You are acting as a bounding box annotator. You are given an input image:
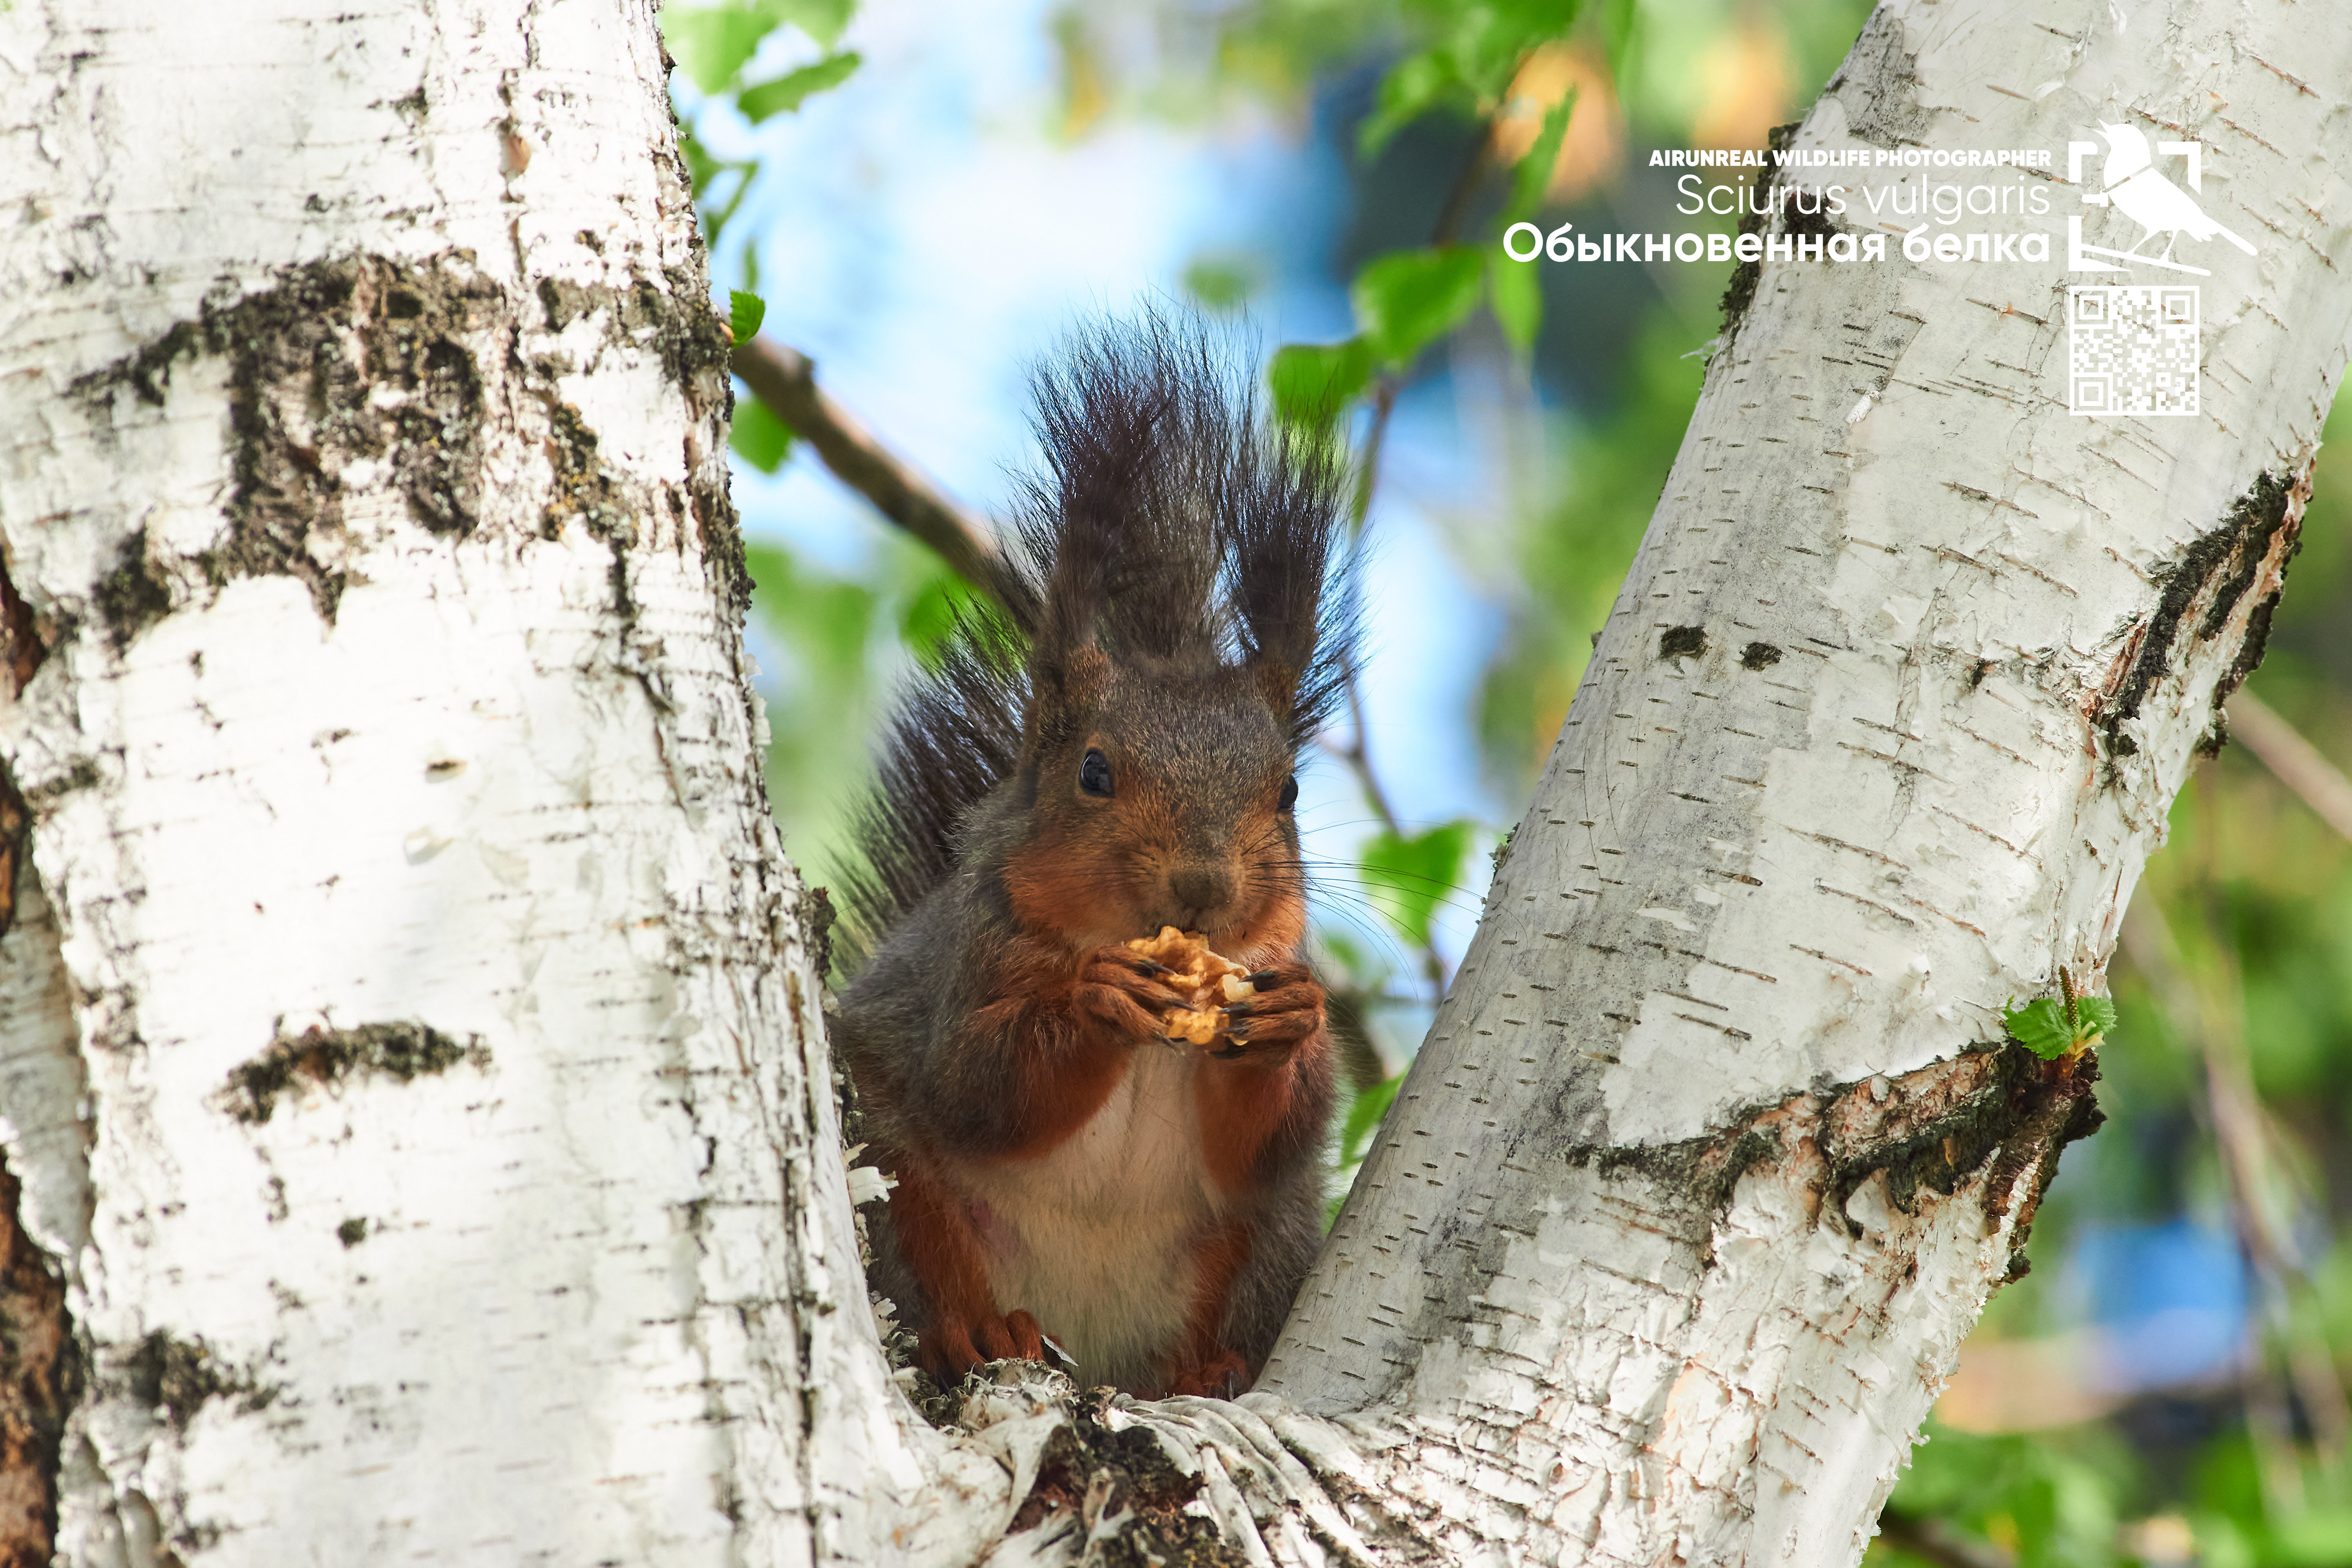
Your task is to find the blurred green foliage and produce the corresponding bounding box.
[665,0,864,253]
[1358,822,1475,949]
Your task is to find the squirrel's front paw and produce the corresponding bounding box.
[1163,1346,1250,1399]
[1211,961,1325,1060]
[1075,944,1186,1041]
[918,1307,1049,1380]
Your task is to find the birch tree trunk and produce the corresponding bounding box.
[0,0,2345,1564]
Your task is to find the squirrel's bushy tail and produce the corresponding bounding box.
[834,308,1358,970]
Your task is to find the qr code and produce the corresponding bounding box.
[2069,286,2199,416]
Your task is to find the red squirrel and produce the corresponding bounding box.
[831,316,1353,1398]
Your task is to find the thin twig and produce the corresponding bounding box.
[2121,891,2352,1482]
[1327,95,1518,1007]
[2227,689,2352,841]
[729,335,1011,604]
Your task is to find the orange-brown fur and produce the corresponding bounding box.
[831,313,1354,1396]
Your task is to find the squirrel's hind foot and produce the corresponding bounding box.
[1162,1347,1250,1400]
[919,1307,1048,1380]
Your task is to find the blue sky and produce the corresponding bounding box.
[698,0,1512,978]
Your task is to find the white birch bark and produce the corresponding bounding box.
[1251,3,2351,1562]
[0,0,2345,1565]
[0,2,1006,1563]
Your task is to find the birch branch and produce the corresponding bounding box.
[729,334,1012,603]
[2225,689,2352,842]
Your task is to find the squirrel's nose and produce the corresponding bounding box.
[1168,866,1234,916]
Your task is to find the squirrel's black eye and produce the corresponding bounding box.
[1079,748,1113,798]
[1278,774,1298,812]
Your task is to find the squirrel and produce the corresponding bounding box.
[830,314,1356,1398]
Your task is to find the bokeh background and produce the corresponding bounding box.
[667,0,2352,1560]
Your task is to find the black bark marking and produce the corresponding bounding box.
[1823,8,1936,152]
[2098,470,2303,759]
[1565,1041,2101,1277]
[336,1218,368,1249]
[72,257,506,623]
[123,1331,277,1435]
[67,253,747,638]
[1977,1051,2104,1280]
[1718,123,1801,337]
[1717,7,1923,336]
[1658,625,1708,661]
[1739,641,1783,671]
[542,398,635,542]
[92,528,175,653]
[1714,121,1848,342]
[0,1154,74,1568]
[800,883,837,985]
[17,763,96,816]
[224,1021,489,1125]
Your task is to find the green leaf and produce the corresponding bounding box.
[1318,928,1370,977]
[1352,246,1486,368]
[2002,997,2075,1060]
[2073,995,2117,1041]
[898,571,985,667]
[1357,49,1470,159]
[730,394,794,473]
[1339,1076,1402,1169]
[1360,820,1473,948]
[742,542,877,687]
[662,0,857,92]
[738,50,861,122]
[680,126,722,192]
[1503,88,1576,225]
[728,289,767,346]
[1268,337,1374,428]
[1596,0,1638,81]
[766,0,855,49]
[663,7,781,94]
[1181,255,1259,313]
[2267,1509,2352,1566]
[1489,248,1542,354]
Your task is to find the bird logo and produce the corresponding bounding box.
[2074,124,2254,273]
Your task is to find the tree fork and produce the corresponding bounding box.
[0,0,2346,1564]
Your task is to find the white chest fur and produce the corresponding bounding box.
[954,1045,1221,1389]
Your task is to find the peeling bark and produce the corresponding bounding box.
[0,1153,72,1568]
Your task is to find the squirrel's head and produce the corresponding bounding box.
[992,311,1355,964]
[1004,651,1309,959]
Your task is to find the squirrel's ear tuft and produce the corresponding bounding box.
[1013,309,1224,676]
[1227,426,1357,747]
[1007,303,1361,747]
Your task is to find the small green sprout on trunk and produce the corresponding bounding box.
[2001,967,2115,1060]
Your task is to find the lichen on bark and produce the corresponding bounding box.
[67,251,746,642]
